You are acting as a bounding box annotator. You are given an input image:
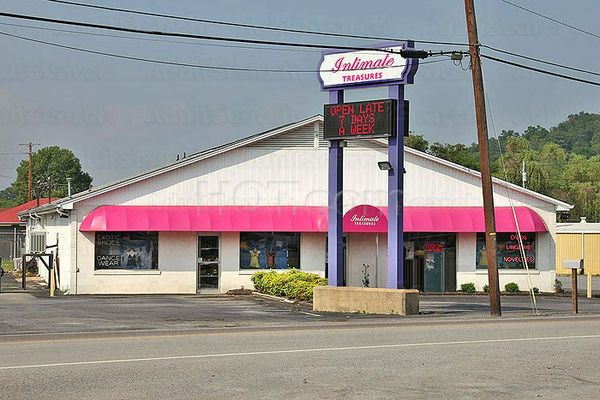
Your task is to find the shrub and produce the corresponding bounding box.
[533,287,539,294]
[251,270,327,301]
[504,282,520,293]
[460,282,476,294]
[483,284,489,293]
[554,279,564,293]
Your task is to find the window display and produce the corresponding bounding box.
[476,232,536,269]
[95,232,158,270]
[240,232,300,269]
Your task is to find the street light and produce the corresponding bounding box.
[378,161,393,171]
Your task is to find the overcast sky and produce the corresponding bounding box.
[0,0,598,188]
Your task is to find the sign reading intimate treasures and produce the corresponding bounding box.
[324,99,397,140]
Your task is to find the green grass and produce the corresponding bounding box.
[2,258,13,273]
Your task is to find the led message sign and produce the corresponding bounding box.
[324,99,396,140]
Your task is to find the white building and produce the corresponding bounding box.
[20,115,571,294]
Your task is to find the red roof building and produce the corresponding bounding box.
[0,199,55,225]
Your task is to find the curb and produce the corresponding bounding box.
[252,291,296,304]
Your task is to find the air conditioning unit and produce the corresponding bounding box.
[30,233,46,253]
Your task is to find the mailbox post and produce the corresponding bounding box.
[563,259,584,314]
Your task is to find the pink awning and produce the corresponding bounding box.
[80,206,328,232]
[401,206,548,233]
[80,205,548,233]
[342,205,547,233]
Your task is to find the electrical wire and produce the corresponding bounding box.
[499,0,600,40]
[45,0,469,47]
[481,44,600,77]
[18,6,600,83]
[481,54,600,87]
[0,29,451,73]
[0,11,428,54]
[0,21,320,53]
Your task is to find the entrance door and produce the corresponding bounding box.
[423,251,445,292]
[197,236,219,293]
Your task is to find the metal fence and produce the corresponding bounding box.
[0,229,25,261]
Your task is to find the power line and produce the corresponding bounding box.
[0,21,320,53]
[0,29,450,73]
[481,44,600,77]
[481,54,600,87]
[0,11,428,54]
[499,0,600,40]
[8,17,598,85]
[46,0,468,47]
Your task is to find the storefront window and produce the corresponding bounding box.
[95,232,158,270]
[476,232,536,269]
[240,232,300,270]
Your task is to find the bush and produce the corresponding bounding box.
[251,270,327,301]
[504,282,520,293]
[460,282,476,293]
[483,284,489,293]
[533,287,539,294]
[554,279,564,293]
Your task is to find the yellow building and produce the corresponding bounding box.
[556,218,600,276]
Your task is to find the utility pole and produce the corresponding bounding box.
[464,0,501,316]
[19,142,39,201]
[521,159,527,188]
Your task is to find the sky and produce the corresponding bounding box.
[0,0,599,188]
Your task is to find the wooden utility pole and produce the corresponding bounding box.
[464,0,502,316]
[19,142,39,201]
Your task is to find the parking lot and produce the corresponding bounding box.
[1,277,599,338]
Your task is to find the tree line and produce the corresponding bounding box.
[406,112,600,222]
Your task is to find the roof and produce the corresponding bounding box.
[20,114,572,215]
[21,115,321,215]
[557,222,600,234]
[0,199,55,224]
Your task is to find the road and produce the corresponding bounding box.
[1,317,599,399]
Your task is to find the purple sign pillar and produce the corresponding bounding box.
[328,89,344,286]
[319,41,419,289]
[387,85,405,289]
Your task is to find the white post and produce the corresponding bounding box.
[66,177,72,197]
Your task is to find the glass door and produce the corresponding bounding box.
[423,251,445,292]
[198,236,219,292]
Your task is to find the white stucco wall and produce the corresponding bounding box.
[75,230,196,294]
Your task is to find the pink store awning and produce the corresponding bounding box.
[80,205,328,232]
[80,205,548,233]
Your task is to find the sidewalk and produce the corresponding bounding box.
[0,271,48,294]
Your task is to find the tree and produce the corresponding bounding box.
[0,187,18,208]
[6,146,92,204]
[429,142,480,170]
[405,134,429,152]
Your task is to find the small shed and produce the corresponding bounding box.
[556,218,600,276]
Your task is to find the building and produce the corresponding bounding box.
[20,115,571,294]
[556,218,600,276]
[0,199,53,262]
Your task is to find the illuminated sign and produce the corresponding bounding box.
[324,99,396,140]
[423,242,445,253]
[319,45,415,89]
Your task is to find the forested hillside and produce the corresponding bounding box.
[406,112,600,221]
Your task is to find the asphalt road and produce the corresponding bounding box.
[1,317,599,399]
